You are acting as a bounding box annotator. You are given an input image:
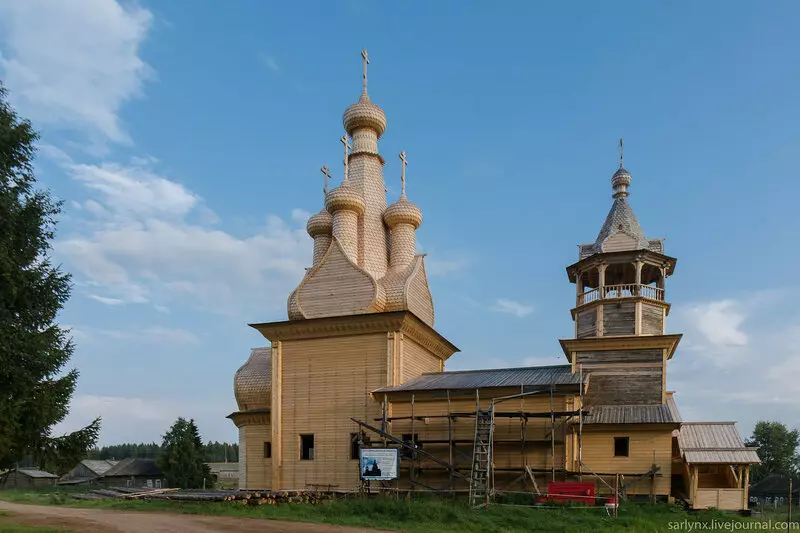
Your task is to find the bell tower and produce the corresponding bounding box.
[559,142,682,407]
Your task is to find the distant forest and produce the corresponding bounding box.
[87,441,239,463]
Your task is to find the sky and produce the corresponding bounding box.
[0,0,798,446]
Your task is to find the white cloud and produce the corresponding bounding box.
[262,54,280,73]
[55,394,238,445]
[0,0,153,145]
[685,299,748,347]
[50,153,311,314]
[73,326,201,346]
[491,298,534,318]
[88,294,126,306]
[668,291,800,435]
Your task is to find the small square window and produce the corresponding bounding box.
[263,442,272,459]
[146,479,153,488]
[614,437,630,457]
[300,434,314,460]
[155,479,162,489]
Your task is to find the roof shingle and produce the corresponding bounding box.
[374,365,583,394]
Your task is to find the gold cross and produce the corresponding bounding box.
[340,135,352,181]
[398,151,407,196]
[320,165,331,195]
[361,49,369,94]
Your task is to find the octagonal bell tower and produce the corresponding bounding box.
[559,142,682,407]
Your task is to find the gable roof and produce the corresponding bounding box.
[583,404,679,425]
[14,468,58,479]
[374,365,585,394]
[677,422,761,464]
[81,459,119,476]
[102,458,162,477]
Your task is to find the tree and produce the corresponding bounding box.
[0,83,100,474]
[157,418,213,489]
[746,420,800,482]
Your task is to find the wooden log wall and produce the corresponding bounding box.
[603,302,636,336]
[641,303,665,335]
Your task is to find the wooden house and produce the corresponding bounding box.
[0,468,58,489]
[58,459,119,486]
[99,458,166,489]
[228,51,759,510]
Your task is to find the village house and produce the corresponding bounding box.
[58,459,119,486]
[228,50,759,511]
[98,458,166,489]
[0,468,58,489]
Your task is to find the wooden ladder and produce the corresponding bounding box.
[469,406,495,507]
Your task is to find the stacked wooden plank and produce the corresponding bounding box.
[69,487,328,505]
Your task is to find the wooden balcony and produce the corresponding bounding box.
[576,284,664,307]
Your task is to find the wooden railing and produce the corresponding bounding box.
[577,284,664,306]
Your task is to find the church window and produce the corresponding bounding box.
[264,442,272,459]
[350,433,360,460]
[614,437,630,457]
[300,434,315,460]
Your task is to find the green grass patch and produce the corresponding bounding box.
[0,488,796,532]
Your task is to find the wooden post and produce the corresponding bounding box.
[788,476,792,531]
[549,384,555,482]
[575,270,583,306]
[410,393,416,491]
[520,385,526,490]
[742,465,750,511]
[598,263,607,299]
[634,260,643,296]
[447,389,453,494]
[614,474,619,517]
[578,364,583,481]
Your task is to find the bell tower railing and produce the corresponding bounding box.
[577,284,664,307]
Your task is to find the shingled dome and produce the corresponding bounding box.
[234,347,271,410]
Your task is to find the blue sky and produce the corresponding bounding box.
[1,0,798,445]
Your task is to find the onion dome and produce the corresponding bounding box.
[234,348,271,411]
[383,195,422,229]
[612,166,632,196]
[325,182,365,215]
[343,93,387,138]
[306,208,333,237]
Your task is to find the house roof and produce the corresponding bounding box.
[749,474,800,496]
[373,365,585,394]
[206,463,239,472]
[677,422,761,464]
[583,403,679,425]
[14,468,58,479]
[102,458,162,477]
[81,460,119,476]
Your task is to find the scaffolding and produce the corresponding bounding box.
[352,383,586,499]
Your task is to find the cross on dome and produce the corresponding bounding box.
[340,135,352,182]
[399,151,408,196]
[320,165,331,195]
[361,49,369,94]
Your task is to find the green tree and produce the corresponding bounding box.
[158,418,213,489]
[0,83,100,474]
[746,421,800,482]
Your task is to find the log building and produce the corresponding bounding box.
[228,51,759,510]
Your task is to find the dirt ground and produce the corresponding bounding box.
[0,501,385,533]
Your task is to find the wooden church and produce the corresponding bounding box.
[228,51,759,511]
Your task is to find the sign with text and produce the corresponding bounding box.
[359,447,398,480]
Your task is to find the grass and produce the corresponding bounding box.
[0,488,796,532]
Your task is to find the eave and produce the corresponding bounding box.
[565,250,678,283]
[558,334,683,362]
[249,310,459,361]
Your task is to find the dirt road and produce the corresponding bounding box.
[0,501,386,533]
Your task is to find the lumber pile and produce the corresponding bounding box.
[70,487,328,505]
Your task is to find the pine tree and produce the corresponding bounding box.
[157,418,213,489]
[0,83,100,474]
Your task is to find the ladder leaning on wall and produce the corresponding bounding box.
[468,403,495,508]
